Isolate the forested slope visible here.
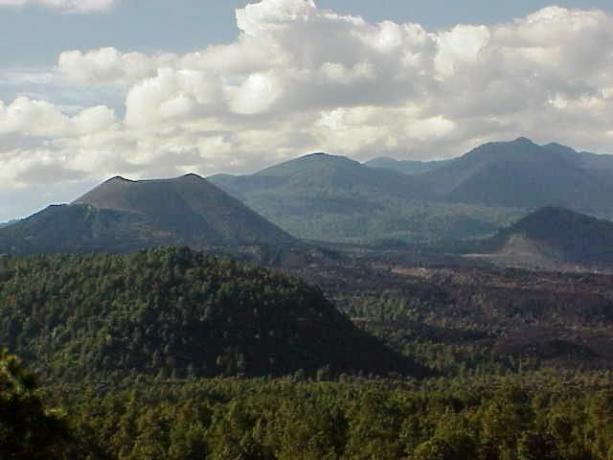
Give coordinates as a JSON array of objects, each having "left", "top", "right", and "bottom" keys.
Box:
[{"left": 0, "top": 247, "right": 422, "bottom": 379}]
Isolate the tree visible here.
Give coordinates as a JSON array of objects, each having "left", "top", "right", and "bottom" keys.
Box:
[{"left": 0, "top": 349, "right": 72, "bottom": 459}]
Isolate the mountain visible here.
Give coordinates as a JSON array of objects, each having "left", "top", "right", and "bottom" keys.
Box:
[
  {"left": 212, "top": 152, "right": 420, "bottom": 199},
  {"left": 468, "top": 207, "right": 613, "bottom": 271},
  {"left": 365, "top": 157, "right": 450, "bottom": 175},
  {"left": 6, "top": 138, "right": 610, "bottom": 250},
  {"left": 210, "top": 139, "right": 613, "bottom": 245},
  {"left": 0, "top": 247, "right": 425, "bottom": 379},
  {"left": 415, "top": 138, "right": 613, "bottom": 216},
  {"left": 210, "top": 153, "right": 520, "bottom": 244},
  {"left": 0, "top": 174, "right": 295, "bottom": 255}
]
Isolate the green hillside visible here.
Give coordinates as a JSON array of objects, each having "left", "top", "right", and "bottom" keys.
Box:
[{"left": 0, "top": 247, "right": 423, "bottom": 380}]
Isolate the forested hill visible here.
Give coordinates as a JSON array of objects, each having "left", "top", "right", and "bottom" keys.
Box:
[{"left": 0, "top": 247, "right": 424, "bottom": 380}]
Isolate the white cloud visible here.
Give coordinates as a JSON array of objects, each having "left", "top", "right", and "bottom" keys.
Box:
[
  {"left": 0, "top": 0, "right": 117, "bottom": 12},
  {"left": 124, "top": 68, "right": 222, "bottom": 127},
  {"left": 58, "top": 48, "right": 175, "bottom": 85},
  {"left": 0, "top": 96, "right": 116, "bottom": 137},
  {"left": 235, "top": 0, "right": 319, "bottom": 38},
  {"left": 434, "top": 25, "right": 490, "bottom": 77},
  {"left": 228, "top": 72, "right": 283, "bottom": 114},
  {"left": 2, "top": 0, "right": 613, "bottom": 220}
]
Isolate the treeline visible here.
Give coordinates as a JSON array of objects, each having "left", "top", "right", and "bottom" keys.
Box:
[{"left": 4, "top": 354, "right": 611, "bottom": 460}]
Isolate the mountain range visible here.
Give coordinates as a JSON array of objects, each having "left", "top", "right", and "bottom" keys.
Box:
[
  {"left": 373, "top": 138, "right": 613, "bottom": 214},
  {"left": 409, "top": 138, "right": 613, "bottom": 213},
  {"left": 209, "top": 152, "right": 520, "bottom": 244},
  {"left": 211, "top": 137, "right": 613, "bottom": 244},
  {"left": 3, "top": 137, "right": 613, "bottom": 255}
]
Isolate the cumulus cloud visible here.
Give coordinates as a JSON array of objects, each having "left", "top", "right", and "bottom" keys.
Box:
[
  {"left": 124, "top": 68, "right": 223, "bottom": 127},
  {"left": 0, "top": 97, "right": 117, "bottom": 137},
  {"left": 2, "top": 0, "right": 613, "bottom": 219},
  {"left": 0, "top": 0, "right": 117, "bottom": 12},
  {"left": 58, "top": 48, "right": 176, "bottom": 86}
]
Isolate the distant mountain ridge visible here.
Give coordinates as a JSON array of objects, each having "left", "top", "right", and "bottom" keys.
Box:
[
  {"left": 0, "top": 174, "right": 295, "bottom": 255},
  {"left": 212, "top": 152, "right": 420, "bottom": 199},
  {"left": 373, "top": 138, "right": 613, "bottom": 216},
  {"left": 3, "top": 137, "right": 613, "bottom": 251},
  {"left": 211, "top": 138, "right": 613, "bottom": 245},
  {"left": 419, "top": 138, "right": 613, "bottom": 213},
  {"left": 210, "top": 152, "right": 520, "bottom": 244}
]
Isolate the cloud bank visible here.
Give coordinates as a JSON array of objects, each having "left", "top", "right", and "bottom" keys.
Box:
[{"left": 2, "top": 0, "right": 613, "bottom": 219}]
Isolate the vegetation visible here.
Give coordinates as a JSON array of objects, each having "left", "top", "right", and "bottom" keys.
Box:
[
  {"left": 1, "top": 242, "right": 612, "bottom": 458},
  {"left": 0, "top": 247, "right": 419, "bottom": 380},
  {"left": 0, "top": 349, "right": 72, "bottom": 459},
  {"left": 2, "top": 361, "right": 611, "bottom": 459},
  {"left": 322, "top": 263, "right": 613, "bottom": 374}
]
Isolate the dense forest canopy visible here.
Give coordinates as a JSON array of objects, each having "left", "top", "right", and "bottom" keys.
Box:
[
  {"left": 0, "top": 247, "right": 420, "bottom": 380},
  {"left": 2, "top": 357, "right": 612, "bottom": 460}
]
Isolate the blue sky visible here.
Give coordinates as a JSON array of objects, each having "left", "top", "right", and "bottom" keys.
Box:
[
  {"left": 1, "top": 0, "right": 612, "bottom": 66},
  {"left": 1, "top": 0, "right": 613, "bottom": 221}
]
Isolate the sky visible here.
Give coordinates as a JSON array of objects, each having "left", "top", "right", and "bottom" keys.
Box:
[{"left": 1, "top": 0, "right": 613, "bottom": 220}]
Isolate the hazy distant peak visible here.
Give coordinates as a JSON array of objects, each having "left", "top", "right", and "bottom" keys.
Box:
[
  {"left": 253, "top": 151, "right": 363, "bottom": 178},
  {"left": 463, "top": 137, "right": 545, "bottom": 162},
  {"left": 544, "top": 141, "right": 574, "bottom": 150},
  {"left": 104, "top": 175, "right": 133, "bottom": 184},
  {"left": 298, "top": 152, "right": 356, "bottom": 162},
  {"left": 102, "top": 173, "right": 208, "bottom": 186},
  {"left": 482, "top": 136, "right": 537, "bottom": 150},
  {"left": 180, "top": 172, "right": 205, "bottom": 179},
  {"left": 542, "top": 142, "right": 578, "bottom": 156},
  {"left": 512, "top": 136, "right": 536, "bottom": 145}
]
